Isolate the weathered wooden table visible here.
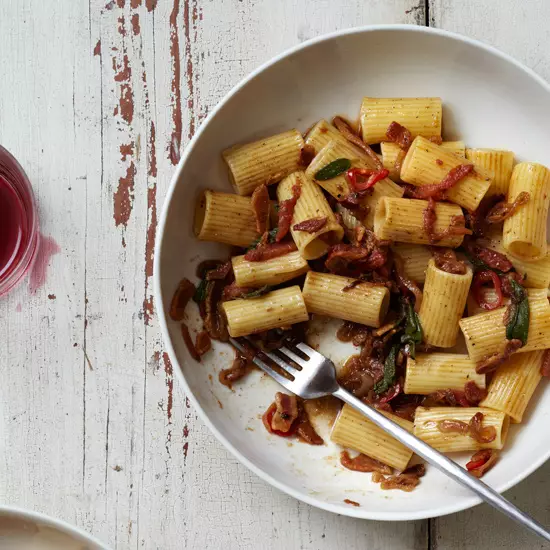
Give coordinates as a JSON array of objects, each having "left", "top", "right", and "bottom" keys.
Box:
[{"left": 2, "top": 1, "right": 550, "bottom": 548}]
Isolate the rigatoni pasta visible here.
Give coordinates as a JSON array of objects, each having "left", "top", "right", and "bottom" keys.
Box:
[
  {"left": 306, "top": 140, "right": 404, "bottom": 228},
  {"left": 277, "top": 171, "right": 344, "bottom": 260},
  {"left": 391, "top": 244, "right": 432, "bottom": 283},
  {"left": 304, "top": 119, "right": 350, "bottom": 154},
  {"left": 222, "top": 286, "right": 309, "bottom": 337},
  {"left": 413, "top": 407, "right": 509, "bottom": 452},
  {"left": 331, "top": 404, "right": 413, "bottom": 470},
  {"left": 503, "top": 162, "right": 550, "bottom": 260},
  {"left": 419, "top": 260, "right": 473, "bottom": 348},
  {"left": 302, "top": 271, "right": 390, "bottom": 328},
  {"left": 232, "top": 251, "right": 309, "bottom": 288},
  {"left": 404, "top": 354, "right": 484, "bottom": 395},
  {"left": 360, "top": 97, "right": 442, "bottom": 144},
  {"left": 194, "top": 190, "right": 260, "bottom": 247},
  {"left": 480, "top": 350, "right": 544, "bottom": 423},
  {"left": 465, "top": 148, "right": 514, "bottom": 197},
  {"left": 381, "top": 140, "right": 465, "bottom": 182},
  {"left": 459, "top": 289, "right": 550, "bottom": 362},
  {"left": 480, "top": 229, "right": 550, "bottom": 289},
  {"left": 183, "top": 93, "right": 550, "bottom": 490},
  {"left": 223, "top": 129, "right": 304, "bottom": 195},
  {"left": 400, "top": 136, "right": 492, "bottom": 211},
  {"left": 374, "top": 197, "right": 467, "bottom": 247}
]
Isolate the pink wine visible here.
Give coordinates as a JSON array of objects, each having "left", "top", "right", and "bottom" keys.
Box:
[
  {"left": 0, "top": 145, "right": 38, "bottom": 296},
  {"left": 0, "top": 175, "right": 27, "bottom": 279}
]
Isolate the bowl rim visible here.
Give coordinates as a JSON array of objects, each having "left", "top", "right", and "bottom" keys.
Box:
[
  {"left": 0, "top": 505, "right": 109, "bottom": 548},
  {"left": 154, "top": 23, "right": 550, "bottom": 521}
]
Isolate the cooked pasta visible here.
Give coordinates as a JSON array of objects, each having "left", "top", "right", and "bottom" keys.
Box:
[
  {"left": 480, "top": 350, "right": 544, "bottom": 423},
  {"left": 503, "top": 162, "right": 550, "bottom": 260},
  {"left": 302, "top": 271, "right": 390, "bottom": 328},
  {"left": 480, "top": 229, "right": 550, "bottom": 289},
  {"left": 182, "top": 93, "right": 550, "bottom": 491},
  {"left": 382, "top": 140, "right": 465, "bottom": 181},
  {"left": 232, "top": 251, "right": 309, "bottom": 288},
  {"left": 360, "top": 97, "right": 442, "bottom": 144},
  {"left": 419, "top": 260, "right": 473, "bottom": 348},
  {"left": 401, "top": 136, "right": 492, "bottom": 211},
  {"left": 391, "top": 244, "right": 432, "bottom": 283},
  {"left": 465, "top": 148, "right": 515, "bottom": 197},
  {"left": 306, "top": 140, "right": 404, "bottom": 227},
  {"left": 413, "top": 407, "right": 509, "bottom": 452},
  {"left": 459, "top": 290, "right": 550, "bottom": 362},
  {"left": 277, "top": 171, "right": 344, "bottom": 260},
  {"left": 194, "top": 190, "right": 260, "bottom": 247},
  {"left": 304, "top": 119, "right": 350, "bottom": 154},
  {"left": 374, "top": 197, "right": 466, "bottom": 247},
  {"left": 331, "top": 404, "right": 413, "bottom": 470},
  {"left": 223, "top": 129, "right": 304, "bottom": 195},
  {"left": 222, "top": 286, "right": 309, "bottom": 337},
  {"left": 404, "top": 353, "right": 485, "bottom": 395}
]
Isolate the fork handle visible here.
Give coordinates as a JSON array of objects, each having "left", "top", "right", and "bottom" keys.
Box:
[{"left": 333, "top": 386, "right": 550, "bottom": 542}]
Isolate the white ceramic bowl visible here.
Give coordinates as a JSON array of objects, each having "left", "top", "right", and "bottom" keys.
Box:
[
  {"left": 0, "top": 506, "right": 107, "bottom": 548},
  {"left": 155, "top": 25, "right": 550, "bottom": 520}
]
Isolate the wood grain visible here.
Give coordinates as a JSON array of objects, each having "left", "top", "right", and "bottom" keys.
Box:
[{"left": 1, "top": 0, "right": 549, "bottom": 548}]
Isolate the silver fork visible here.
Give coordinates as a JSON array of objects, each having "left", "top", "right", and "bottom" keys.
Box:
[{"left": 230, "top": 336, "right": 550, "bottom": 543}]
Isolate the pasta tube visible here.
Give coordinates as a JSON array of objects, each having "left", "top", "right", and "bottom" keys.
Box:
[
  {"left": 305, "top": 140, "right": 403, "bottom": 228},
  {"left": 459, "top": 289, "right": 550, "bottom": 362},
  {"left": 232, "top": 251, "right": 309, "bottom": 288},
  {"left": 465, "top": 148, "right": 514, "bottom": 197},
  {"left": 277, "top": 172, "right": 344, "bottom": 260},
  {"left": 391, "top": 243, "right": 432, "bottom": 283},
  {"left": 374, "top": 197, "right": 466, "bottom": 248},
  {"left": 413, "top": 407, "right": 509, "bottom": 452},
  {"left": 331, "top": 404, "right": 413, "bottom": 470},
  {"left": 401, "top": 137, "right": 492, "bottom": 211},
  {"left": 302, "top": 271, "right": 390, "bottom": 328},
  {"left": 222, "top": 286, "right": 308, "bottom": 338},
  {"left": 223, "top": 129, "right": 304, "bottom": 195},
  {"left": 480, "top": 229, "right": 550, "bottom": 289},
  {"left": 404, "top": 353, "right": 485, "bottom": 395},
  {"left": 194, "top": 190, "right": 259, "bottom": 247},
  {"left": 381, "top": 141, "right": 465, "bottom": 182},
  {"left": 304, "top": 119, "right": 351, "bottom": 154},
  {"left": 480, "top": 350, "right": 544, "bottom": 423},
  {"left": 503, "top": 162, "right": 550, "bottom": 260},
  {"left": 419, "top": 259, "right": 473, "bottom": 348},
  {"left": 360, "top": 97, "right": 442, "bottom": 144}
]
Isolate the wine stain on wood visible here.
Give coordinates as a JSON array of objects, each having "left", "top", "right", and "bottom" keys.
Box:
[{"left": 29, "top": 234, "right": 61, "bottom": 294}]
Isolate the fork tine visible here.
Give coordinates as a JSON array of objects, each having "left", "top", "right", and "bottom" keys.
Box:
[
  {"left": 259, "top": 347, "right": 299, "bottom": 375},
  {"left": 279, "top": 345, "right": 309, "bottom": 367},
  {"left": 295, "top": 341, "right": 323, "bottom": 360},
  {"left": 229, "top": 338, "right": 293, "bottom": 389}
]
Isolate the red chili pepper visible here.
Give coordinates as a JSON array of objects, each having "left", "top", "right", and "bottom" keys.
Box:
[
  {"left": 466, "top": 457, "right": 488, "bottom": 471},
  {"left": 472, "top": 270, "right": 503, "bottom": 311},
  {"left": 262, "top": 403, "right": 298, "bottom": 437},
  {"left": 346, "top": 168, "right": 389, "bottom": 192},
  {"left": 378, "top": 381, "right": 402, "bottom": 404}
]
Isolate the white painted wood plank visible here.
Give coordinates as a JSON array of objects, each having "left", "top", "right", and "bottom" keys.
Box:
[
  {"left": 429, "top": 0, "right": 550, "bottom": 81},
  {"left": 430, "top": 1, "right": 550, "bottom": 548},
  {"left": 0, "top": 0, "right": 88, "bottom": 529},
  {"left": 139, "top": 1, "right": 428, "bottom": 549},
  {"left": 1, "top": 1, "right": 429, "bottom": 549}
]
